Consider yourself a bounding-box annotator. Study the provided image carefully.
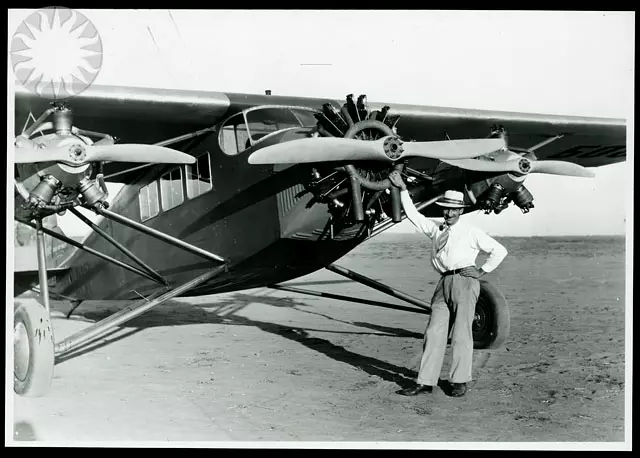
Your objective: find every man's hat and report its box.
[436,190,467,208]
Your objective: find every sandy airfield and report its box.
[10,234,628,447]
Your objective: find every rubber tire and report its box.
[14,300,55,397]
[473,280,510,349]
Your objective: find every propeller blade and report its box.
[441,157,595,178]
[15,143,195,165]
[248,137,390,165]
[529,160,595,178]
[87,144,195,164]
[92,136,116,147]
[440,158,524,173]
[399,138,506,161]
[248,136,506,165]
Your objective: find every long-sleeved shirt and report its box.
[400,190,507,274]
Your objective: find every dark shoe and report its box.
[396,384,433,396]
[450,382,467,397]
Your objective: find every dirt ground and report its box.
[10,235,628,448]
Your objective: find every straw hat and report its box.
[435,190,467,208]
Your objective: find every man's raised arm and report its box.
[389,171,438,238]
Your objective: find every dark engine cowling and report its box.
[469,173,535,214]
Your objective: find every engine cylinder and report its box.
[29,175,60,206]
[481,183,505,213]
[53,108,73,135]
[78,178,107,207]
[511,185,535,213]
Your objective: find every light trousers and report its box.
[416,274,480,386]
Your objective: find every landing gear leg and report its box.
[14,219,55,397]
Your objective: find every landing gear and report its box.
[14,219,55,397]
[14,299,55,397]
[272,264,511,350]
[13,209,229,397]
[473,280,511,349]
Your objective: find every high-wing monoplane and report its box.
[12,84,626,397]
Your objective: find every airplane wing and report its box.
[376,102,626,168]
[14,85,337,183]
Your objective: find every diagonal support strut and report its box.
[68,207,167,285]
[94,207,226,264]
[325,263,432,312]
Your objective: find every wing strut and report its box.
[20,220,168,284]
[68,207,167,285]
[94,207,226,264]
[270,263,433,315]
[269,284,428,315]
[35,219,51,315]
[325,264,431,312]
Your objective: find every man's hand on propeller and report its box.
[388,171,406,190]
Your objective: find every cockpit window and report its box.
[289,108,318,129]
[245,108,301,139]
[219,113,249,156]
[219,106,319,156]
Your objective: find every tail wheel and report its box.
[306,94,403,231]
[14,299,55,397]
[473,280,510,349]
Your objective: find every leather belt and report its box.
[442,267,471,276]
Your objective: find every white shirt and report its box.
[400,190,507,274]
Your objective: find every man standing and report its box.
[388,171,507,397]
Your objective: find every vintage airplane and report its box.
[12,83,626,397]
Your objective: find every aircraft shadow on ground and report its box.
[55,327,144,365]
[55,291,421,387]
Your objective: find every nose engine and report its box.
[303,94,404,228]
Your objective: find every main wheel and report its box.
[14,300,55,397]
[472,280,510,349]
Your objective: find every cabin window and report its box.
[186,152,213,198]
[139,181,160,221]
[160,167,184,211]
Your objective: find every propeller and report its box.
[14,142,196,165]
[440,156,595,178]
[248,136,506,165]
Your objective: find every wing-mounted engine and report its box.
[436,126,594,216]
[14,101,195,223]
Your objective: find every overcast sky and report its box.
[9,9,634,236]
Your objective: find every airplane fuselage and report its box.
[52,132,368,301]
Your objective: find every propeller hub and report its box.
[67,144,87,163]
[383,137,404,160]
[518,158,531,174]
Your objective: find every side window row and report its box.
[139,152,213,222]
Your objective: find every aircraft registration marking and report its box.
[547,145,626,159]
